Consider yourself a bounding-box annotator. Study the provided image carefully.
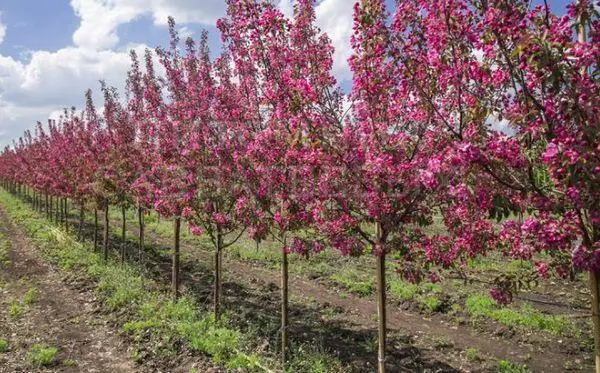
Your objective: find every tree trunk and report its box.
[214,233,223,320]
[78,205,84,241]
[375,222,386,373]
[138,206,144,262]
[49,196,53,222]
[172,217,181,299]
[55,197,59,223]
[120,206,126,264]
[93,208,98,251]
[591,270,600,373]
[281,244,289,367]
[103,204,109,262]
[63,198,68,233]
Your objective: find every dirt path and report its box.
[0,206,137,373]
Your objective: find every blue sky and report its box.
[0,0,569,147]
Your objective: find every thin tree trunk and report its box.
[120,206,126,263]
[93,208,98,251]
[138,206,144,262]
[103,204,109,262]
[214,232,223,319]
[172,217,181,299]
[45,194,49,219]
[78,205,84,240]
[49,196,53,222]
[375,221,386,373]
[55,196,59,223]
[63,198,68,233]
[281,243,289,367]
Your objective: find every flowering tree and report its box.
[476,1,600,369]
[306,1,486,371]
[218,0,343,363]
[158,26,249,320]
[125,50,152,258]
[383,0,600,370]
[152,22,201,298]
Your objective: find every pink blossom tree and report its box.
[384,0,600,370]
[218,0,344,364]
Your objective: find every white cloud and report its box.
[0,46,149,106]
[0,44,152,147]
[70,0,225,49]
[178,26,194,40]
[315,0,354,83]
[278,0,294,18]
[0,12,6,46]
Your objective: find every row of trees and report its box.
[0,0,598,371]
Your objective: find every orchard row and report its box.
[0,1,598,372]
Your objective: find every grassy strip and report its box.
[466,294,567,335]
[0,232,9,265]
[0,191,266,371]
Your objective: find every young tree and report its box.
[218,0,344,364]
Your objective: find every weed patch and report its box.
[497,359,531,372]
[23,287,37,305]
[7,299,22,318]
[0,233,9,265]
[27,343,58,368]
[466,294,567,334]
[329,268,374,297]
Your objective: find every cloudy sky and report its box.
[0,0,568,147]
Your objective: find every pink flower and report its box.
[534,261,549,278]
[419,170,437,189]
[189,224,203,236]
[541,142,558,163]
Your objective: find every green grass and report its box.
[123,299,256,368]
[466,294,567,334]
[0,232,9,265]
[287,344,345,373]
[7,299,22,318]
[389,280,419,301]
[0,339,8,352]
[389,279,443,313]
[329,268,375,297]
[61,358,75,366]
[27,343,58,368]
[6,287,38,318]
[465,347,479,361]
[497,359,531,372]
[23,287,38,305]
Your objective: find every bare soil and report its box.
[0,206,137,373]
